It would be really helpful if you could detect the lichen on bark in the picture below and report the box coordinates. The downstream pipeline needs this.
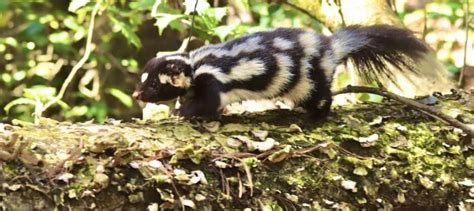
[0,91,473,210]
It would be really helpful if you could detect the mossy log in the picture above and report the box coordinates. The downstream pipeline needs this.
[0,92,473,210]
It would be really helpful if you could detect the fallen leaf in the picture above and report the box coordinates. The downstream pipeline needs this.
[341,179,357,192]
[251,130,268,140]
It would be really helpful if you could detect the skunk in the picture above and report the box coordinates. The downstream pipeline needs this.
[132,25,429,119]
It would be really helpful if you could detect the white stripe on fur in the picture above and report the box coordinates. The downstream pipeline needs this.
[273,37,294,50]
[194,65,227,82]
[190,36,264,64]
[281,59,314,103]
[141,73,149,83]
[228,58,266,82]
[219,53,293,106]
[320,51,337,78]
[165,55,190,64]
[298,32,320,57]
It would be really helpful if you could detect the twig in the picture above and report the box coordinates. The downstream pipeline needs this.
[48,138,84,179]
[211,152,255,162]
[388,0,397,13]
[242,161,253,196]
[41,1,102,116]
[423,6,428,41]
[271,193,298,211]
[219,168,227,196]
[283,2,326,29]
[333,85,474,137]
[459,0,470,86]
[158,163,185,211]
[335,0,346,27]
[237,172,243,198]
[334,144,372,160]
[294,142,371,160]
[225,173,230,198]
[186,0,199,49]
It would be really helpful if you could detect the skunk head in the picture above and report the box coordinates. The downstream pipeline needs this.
[133,54,192,103]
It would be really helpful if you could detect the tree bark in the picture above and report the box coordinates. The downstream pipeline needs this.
[1,91,472,210]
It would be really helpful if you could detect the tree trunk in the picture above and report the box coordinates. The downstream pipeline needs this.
[1,91,472,210]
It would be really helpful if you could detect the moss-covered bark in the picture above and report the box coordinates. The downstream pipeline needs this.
[0,91,473,210]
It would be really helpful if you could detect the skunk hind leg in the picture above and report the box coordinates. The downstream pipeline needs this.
[301,87,332,120]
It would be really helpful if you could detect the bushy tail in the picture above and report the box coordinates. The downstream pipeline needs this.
[329,25,430,82]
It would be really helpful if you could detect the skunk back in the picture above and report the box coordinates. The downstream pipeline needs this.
[190,28,330,106]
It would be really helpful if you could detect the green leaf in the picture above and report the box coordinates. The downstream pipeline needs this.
[233,0,250,9]
[4,98,36,113]
[120,24,142,48]
[268,4,281,15]
[150,0,162,16]
[106,88,133,108]
[49,31,72,44]
[63,17,82,31]
[65,106,88,118]
[109,16,142,48]
[68,0,90,12]
[130,0,156,10]
[154,13,186,35]
[213,24,238,42]
[0,37,18,47]
[56,99,70,110]
[184,0,210,15]
[23,86,57,102]
[204,7,227,22]
[23,21,44,36]
[87,102,107,123]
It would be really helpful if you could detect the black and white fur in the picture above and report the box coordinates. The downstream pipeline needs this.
[133,25,429,119]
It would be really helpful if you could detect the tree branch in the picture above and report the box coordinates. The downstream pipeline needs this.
[41,1,102,117]
[459,0,470,86]
[282,2,326,29]
[333,85,474,138]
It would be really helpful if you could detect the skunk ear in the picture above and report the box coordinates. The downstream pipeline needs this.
[164,63,179,74]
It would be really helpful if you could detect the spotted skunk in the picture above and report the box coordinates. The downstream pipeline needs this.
[132,25,429,119]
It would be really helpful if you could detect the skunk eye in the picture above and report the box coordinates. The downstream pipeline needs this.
[166,63,175,69]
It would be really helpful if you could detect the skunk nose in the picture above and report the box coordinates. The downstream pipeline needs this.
[132,90,142,100]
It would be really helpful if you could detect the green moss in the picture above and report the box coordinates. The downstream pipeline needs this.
[467,156,474,170]
[1,92,472,209]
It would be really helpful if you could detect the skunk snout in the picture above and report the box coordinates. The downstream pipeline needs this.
[132,90,143,100]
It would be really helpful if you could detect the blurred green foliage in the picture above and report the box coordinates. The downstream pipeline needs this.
[0,0,320,123]
[398,0,474,74]
[0,0,470,123]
